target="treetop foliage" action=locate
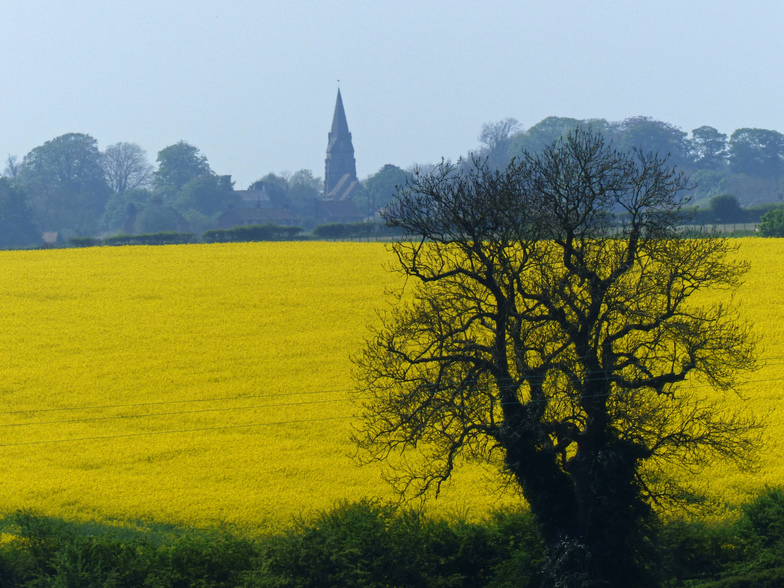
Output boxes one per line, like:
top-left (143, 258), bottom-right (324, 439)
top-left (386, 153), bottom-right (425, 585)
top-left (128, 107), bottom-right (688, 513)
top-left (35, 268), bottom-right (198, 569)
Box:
top-left (495, 117), bottom-right (784, 207)
top-left (153, 140), bottom-right (212, 196)
top-left (18, 132), bottom-right (110, 234)
top-left (759, 207), bottom-right (784, 237)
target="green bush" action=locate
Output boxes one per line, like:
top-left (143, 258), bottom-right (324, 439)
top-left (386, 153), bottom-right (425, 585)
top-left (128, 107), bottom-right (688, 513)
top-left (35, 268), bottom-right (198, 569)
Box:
top-left (311, 222), bottom-right (403, 240)
top-left (30, 498), bottom-right (784, 587)
top-left (251, 501), bottom-right (543, 588)
top-left (68, 236), bottom-right (102, 248)
top-left (692, 489), bottom-right (784, 586)
top-left (759, 208), bottom-right (784, 237)
top-left (2, 512), bottom-right (258, 588)
top-left (103, 232), bottom-right (195, 246)
top-left (3, 512), bottom-right (153, 587)
top-left (657, 518), bottom-right (738, 586)
top-left (701, 567), bottom-right (784, 588)
top-left (146, 531), bottom-right (259, 588)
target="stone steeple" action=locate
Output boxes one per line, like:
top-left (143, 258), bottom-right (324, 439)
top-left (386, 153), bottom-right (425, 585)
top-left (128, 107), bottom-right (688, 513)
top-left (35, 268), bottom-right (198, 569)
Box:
top-left (324, 89), bottom-right (361, 200)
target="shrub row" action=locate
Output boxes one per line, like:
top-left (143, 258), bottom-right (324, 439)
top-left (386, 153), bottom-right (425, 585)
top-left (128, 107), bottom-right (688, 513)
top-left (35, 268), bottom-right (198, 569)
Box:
top-left (70, 232), bottom-right (197, 247)
top-left (202, 224), bottom-right (303, 243)
top-left (104, 232), bottom-right (197, 246)
top-left (311, 222), bottom-right (404, 240)
top-left (5, 490), bottom-right (784, 587)
top-left (66, 222), bottom-right (405, 249)
top-left (0, 502), bottom-right (543, 588)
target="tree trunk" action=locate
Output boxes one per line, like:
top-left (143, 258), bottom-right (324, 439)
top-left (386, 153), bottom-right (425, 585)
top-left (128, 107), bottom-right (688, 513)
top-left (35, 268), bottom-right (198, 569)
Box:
top-left (505, 415), bottom-right (654, 587)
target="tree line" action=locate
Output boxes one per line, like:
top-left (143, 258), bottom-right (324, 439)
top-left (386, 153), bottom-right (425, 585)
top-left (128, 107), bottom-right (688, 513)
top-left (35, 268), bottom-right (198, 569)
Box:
top-left (476, 116), bottom-right (784, 207)
top-left (0, 135), bottom-right (410, 249)
top-left (3, 115), bottom-right (784, 249)
top-left (4, 489), bottom-right (784, 587)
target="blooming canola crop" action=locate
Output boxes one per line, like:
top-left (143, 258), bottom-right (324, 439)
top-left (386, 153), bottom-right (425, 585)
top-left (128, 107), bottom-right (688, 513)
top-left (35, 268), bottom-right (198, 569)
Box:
top-left (0, 240), bottom-right (780, 529)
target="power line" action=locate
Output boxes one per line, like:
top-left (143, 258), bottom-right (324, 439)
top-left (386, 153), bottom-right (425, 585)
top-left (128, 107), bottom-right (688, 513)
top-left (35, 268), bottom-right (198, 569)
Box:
top-left (0, 374), bottom-right (777, 447)
top-left (1, 373), bottom-right (779, 438)
top-left (2, 369), bottom-right (781, 429)
top-left (0, 415), bottom-right (355, 448)
top-left (0, 396), bottom-right (358, 428)
top-left (5, 353), bottom-right (784, 419)
top-left (0, 386), bottom-right (356, 416)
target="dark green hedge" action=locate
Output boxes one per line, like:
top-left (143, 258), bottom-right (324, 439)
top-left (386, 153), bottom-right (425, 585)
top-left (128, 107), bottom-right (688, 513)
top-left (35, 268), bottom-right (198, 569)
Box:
top-left (102, 232), bottom-right (196, 246)
top-left (0, 503), bottom-right (543, 588)
top-left (6, 491), bottom-right (784, 587)
top-left (311, 222), bottom-right (404, 240)
top-left (202, 224), bottom-right (303, 243)
top-left (68, 237), bottom-right (102, 248)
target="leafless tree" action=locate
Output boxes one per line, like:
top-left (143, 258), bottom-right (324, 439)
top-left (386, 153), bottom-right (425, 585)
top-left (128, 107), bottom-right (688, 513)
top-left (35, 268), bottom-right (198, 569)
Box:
top-left (3, 155), bottom-right (19, 180)
top-left (478, 117), bottom-right (523, 152)
top-left (353, 129), bottom-right (759, 587)
top-left (102, 142), bottom-right (153, 195)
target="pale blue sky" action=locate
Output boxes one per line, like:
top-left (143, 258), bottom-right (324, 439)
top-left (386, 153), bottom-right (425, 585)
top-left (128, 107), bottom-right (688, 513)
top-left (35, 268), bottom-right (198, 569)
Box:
top-left (1, 1), bottom-right (783, 188)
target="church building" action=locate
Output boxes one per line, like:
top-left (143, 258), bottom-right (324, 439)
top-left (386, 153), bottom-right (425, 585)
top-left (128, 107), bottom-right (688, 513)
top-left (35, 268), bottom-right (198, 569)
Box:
top-left (324, 89), bottom-right (363, 201)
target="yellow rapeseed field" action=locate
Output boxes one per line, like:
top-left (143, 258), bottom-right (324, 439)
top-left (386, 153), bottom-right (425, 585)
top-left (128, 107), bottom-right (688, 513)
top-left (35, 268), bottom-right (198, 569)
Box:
top-left (0, 239), bottom-right (780, 530)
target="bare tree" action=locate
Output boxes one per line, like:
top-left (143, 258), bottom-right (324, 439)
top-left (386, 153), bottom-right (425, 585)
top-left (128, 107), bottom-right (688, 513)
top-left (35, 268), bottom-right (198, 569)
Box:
top-left (353, 129), bottom-right (759, 587)
top-left (477, 117), bottom-right (523, 169)
top-left (3, 155), bottom-right (19, 180)
top-left (102, 142), bottom-right (153, 195)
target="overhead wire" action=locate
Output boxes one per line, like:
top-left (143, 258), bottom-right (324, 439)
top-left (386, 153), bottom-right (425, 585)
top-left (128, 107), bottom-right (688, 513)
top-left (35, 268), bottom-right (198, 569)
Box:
top-left (0, 376), bottom-right (780, 448)
top-left (0, 395), bottom-right (358, 428)
top-left (3, 365), bottom-right (783, 428)
top-left (4, 352), bottom-right (784, 420)
top-left (2, 352), bottom-right (782, 447)
top-left (0, 415), bottom-right (353, 448)
top-left (0, 386), bottom-right (356, 416)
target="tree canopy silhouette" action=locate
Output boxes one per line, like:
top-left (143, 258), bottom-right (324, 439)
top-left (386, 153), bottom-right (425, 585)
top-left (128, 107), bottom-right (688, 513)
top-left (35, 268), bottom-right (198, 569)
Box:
top-left (353, 129), bottom-right (759, 587)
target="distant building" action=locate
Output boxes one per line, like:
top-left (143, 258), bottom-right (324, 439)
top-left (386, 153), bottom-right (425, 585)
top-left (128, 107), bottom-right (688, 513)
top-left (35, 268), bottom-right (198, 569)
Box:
top-left (217, 207), bottom-right (300, 228)
top-left (234, 189), bottom-right (274, 209)
top-left (324, 89), bottom-right (364, 201)
top-left (315, 199), bottom-right (364, 224)
top-left (219, 89), bottom-right (366, 230)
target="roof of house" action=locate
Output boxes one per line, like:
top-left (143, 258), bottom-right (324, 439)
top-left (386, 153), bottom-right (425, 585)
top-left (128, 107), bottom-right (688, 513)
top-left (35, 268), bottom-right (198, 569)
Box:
top-left (316, 199), bottom-right (364, 222)
top-left (219, 208), bottom-right (300, 228)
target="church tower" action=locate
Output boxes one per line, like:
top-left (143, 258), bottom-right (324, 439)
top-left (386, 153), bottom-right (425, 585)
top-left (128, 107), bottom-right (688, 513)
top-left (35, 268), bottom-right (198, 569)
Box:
top-left (324, 89), bottom-right (361, 200)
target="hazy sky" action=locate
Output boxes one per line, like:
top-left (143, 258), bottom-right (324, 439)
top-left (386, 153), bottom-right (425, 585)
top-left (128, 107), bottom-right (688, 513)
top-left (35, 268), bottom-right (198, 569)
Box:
top-left (2, 1), bottom-right (783, 188)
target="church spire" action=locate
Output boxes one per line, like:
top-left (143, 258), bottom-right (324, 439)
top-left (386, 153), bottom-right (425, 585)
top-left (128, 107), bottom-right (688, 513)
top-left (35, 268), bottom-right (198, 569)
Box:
top-left (330, 89), bottom-right (350, 138)
top-left (324, 89), bottom-right (360, 199)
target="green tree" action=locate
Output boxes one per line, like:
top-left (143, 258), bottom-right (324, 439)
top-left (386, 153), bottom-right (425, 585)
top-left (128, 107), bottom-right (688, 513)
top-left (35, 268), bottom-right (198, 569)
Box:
top-left (171, 174), bottom-right (237, 232)
top-left (361, 164), bottom-right (410, 216)
top-left (249, 172), bottom-right (289, 207)
top-left (509, 116), bottom-right (595, 155)
top-left (616, 116), bottom-right (689, 167)
top-left (729, 128), bottom-right (784, 178)
top-left (723, 173), bottom-right (783, 205)
top-left (707, 193), bottom-right (746, 224)
top-left (100, 188), bottom-right (154, 234)
top-left (173, 174), bottom-right (236, 217)
top-left (689, 169), bottom-right (728, 205)
top-left (758, 207), bottom-right (784, 237)
top-left (133, 197), bottom-right (191, 234)
top-left (354, 129), bottom-right (758, 587)
top-left (153, 141), bottom-right (211, 197)
top-left (288, 169), bottom-right (322, 215)
top-left (0, 178), bottom-right (39, 248)
top-left (690, 126), bottom-right (728, 171)
top-left (19, 133), bottom-right (110, 234)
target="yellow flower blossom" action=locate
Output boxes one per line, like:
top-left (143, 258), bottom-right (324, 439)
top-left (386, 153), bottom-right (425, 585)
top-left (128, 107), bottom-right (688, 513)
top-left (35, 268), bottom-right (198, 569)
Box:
top-left (0, 240), bottom-right (778, 529)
